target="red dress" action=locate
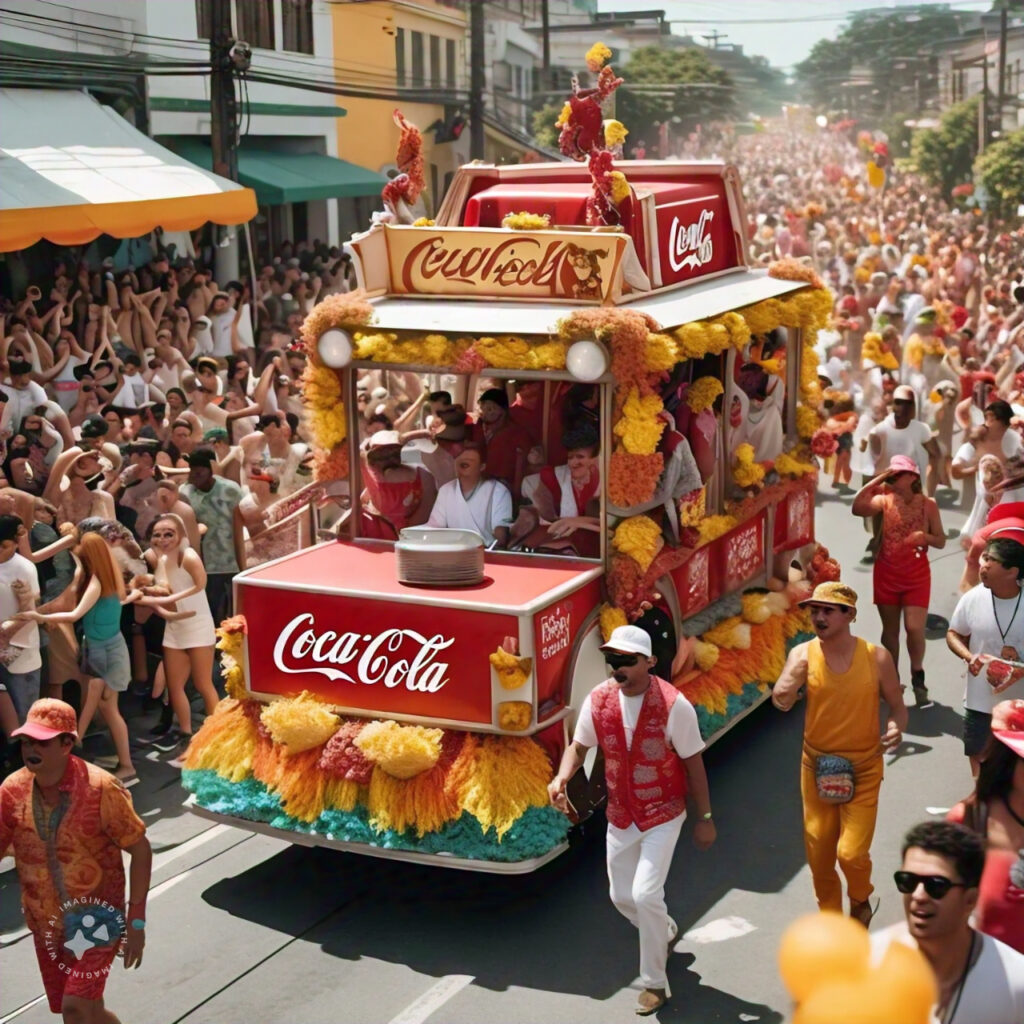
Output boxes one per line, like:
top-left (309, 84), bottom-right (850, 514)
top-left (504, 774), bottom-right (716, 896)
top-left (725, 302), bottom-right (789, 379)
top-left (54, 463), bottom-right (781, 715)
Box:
top-left (874, 491), bottom-right (931, 608)
top-left (364, 469), bottom-right (424, 533)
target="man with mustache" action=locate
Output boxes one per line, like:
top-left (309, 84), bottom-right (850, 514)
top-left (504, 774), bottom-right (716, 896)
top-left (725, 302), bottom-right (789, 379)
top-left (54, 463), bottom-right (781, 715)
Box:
top-left (548, 625), bottom-right (715, 1016)
top-left (0, 699), bottom-right (151, 1023)
top-left (773, 582), bottom-right (907, 925)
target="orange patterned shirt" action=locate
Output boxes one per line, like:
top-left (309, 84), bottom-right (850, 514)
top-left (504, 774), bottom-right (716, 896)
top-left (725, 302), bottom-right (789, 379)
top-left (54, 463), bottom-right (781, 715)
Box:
top-left (0, 756), bottom-right (146, 934)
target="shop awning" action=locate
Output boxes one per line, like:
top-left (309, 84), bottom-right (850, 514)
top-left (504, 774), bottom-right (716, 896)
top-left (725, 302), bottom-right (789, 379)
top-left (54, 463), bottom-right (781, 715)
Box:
top-left (0, 88), bottom-right (257, 252)
top-left (167, 140), bottom-right (387, 204)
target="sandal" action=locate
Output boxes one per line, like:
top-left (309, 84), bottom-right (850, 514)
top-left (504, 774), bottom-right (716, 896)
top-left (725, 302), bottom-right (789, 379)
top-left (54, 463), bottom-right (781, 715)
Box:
top-left (115, 772), bottom-right (139, 788)
top-left (850, 896), bottom-right (879, 927)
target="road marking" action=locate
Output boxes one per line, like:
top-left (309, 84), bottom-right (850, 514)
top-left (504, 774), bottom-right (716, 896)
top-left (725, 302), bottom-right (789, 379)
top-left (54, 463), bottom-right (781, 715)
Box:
top-left (926, 806), bottom-right (950, 815)
top-left (0, 994), bottom-right (46, 1023)
top-left (683, 916), bottom-right (757, 944)
top-left (387, 975), bottom-right (474, 1024)
top-left (149, 870), bottom-right (191, 899)
top-left (0, 855), bottom-right (14, 875)
top-left (152, 823), bottom-right (231, 872)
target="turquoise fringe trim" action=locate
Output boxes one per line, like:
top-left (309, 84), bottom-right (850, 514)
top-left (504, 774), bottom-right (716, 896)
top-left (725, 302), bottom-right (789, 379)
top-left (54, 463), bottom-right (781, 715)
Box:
top-left (694, 629), bottom-right (814, 739)
top-left (182, 769), bottom-right (569, 863)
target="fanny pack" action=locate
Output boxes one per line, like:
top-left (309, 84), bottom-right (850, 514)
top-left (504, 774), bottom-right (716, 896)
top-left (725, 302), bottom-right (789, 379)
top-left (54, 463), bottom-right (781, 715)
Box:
top-left (814, 754), bottom-right (856, 804)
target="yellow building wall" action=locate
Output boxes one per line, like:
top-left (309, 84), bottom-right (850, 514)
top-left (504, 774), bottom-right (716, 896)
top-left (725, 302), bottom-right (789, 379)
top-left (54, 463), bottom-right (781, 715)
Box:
top-left (332, 0), bottom-right (467, 213)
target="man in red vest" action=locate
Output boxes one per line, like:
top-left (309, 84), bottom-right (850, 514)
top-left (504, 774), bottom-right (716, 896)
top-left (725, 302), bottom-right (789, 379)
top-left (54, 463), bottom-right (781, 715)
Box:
top-left (548, 625), bottom-right (716, 1015)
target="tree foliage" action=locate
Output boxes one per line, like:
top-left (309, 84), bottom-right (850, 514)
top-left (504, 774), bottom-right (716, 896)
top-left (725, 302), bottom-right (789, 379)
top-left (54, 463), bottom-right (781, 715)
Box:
top-left (975, 127), bottom-right (1024, 217)
top-left (795, 6), bottom-right (968, 114)
top-left (909, 96), bottom-right (980, 195)
top-left (616, 46), bottom-right (734, 143)
top-left (530, 100), bottom-right (564, 150)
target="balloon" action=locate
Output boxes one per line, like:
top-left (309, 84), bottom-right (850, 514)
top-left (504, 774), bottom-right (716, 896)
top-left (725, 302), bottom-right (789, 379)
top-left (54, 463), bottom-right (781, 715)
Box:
top-left (793, 978), bottom-right (893, 1024)
top-left (317, 328), bottom-right (353, 368)
top-left (566, 340), bottom-right (608, 381)
top-left (866, 161), bottom-right (886, 190)
top-left (873, 941), bottom-right (937, 1024)
top-left (778, 912), bottom-right (870, 1003)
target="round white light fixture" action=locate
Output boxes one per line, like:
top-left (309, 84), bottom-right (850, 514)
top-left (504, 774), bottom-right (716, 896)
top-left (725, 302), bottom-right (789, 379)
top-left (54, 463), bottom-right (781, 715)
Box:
top-left (317, 328), bottom-right (353, 368)
top-left (566, 340), bottom-right (609, 382)
top-left (815, 114), bottom-right (828, 129)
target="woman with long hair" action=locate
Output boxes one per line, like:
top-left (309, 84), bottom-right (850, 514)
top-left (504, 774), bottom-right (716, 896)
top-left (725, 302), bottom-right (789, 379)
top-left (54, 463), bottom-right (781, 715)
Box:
top-left (852, 453), bottom-right (946, 706)
top-left (16, 533), bottom-right (140, 785)
top-left (135, 512), bottom-right (218, 762)
top-left (948, 700), bottom-right (1024, 953)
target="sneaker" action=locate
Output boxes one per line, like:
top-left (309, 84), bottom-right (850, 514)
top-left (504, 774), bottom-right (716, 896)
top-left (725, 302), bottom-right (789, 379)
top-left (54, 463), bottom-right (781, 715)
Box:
top-left (912, 671), bottom-right (932, 708)
top-left (163, 735), bottom-right (192, 765)
top-left (151, 728), bottom-right (182, 753)
top-left (136, 707), bottom-right (175, 745)
top-left (92, 754), bottom-right (121, 770)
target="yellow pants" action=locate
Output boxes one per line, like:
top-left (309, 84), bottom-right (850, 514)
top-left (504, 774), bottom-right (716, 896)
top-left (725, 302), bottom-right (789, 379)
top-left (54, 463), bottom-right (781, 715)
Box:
top-left (800, 755), bottom-right (883, 912)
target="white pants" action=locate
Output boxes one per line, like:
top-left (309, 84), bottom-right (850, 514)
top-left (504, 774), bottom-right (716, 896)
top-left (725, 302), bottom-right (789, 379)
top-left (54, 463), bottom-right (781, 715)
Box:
top-left (606, 814), bottom-right (684, 990)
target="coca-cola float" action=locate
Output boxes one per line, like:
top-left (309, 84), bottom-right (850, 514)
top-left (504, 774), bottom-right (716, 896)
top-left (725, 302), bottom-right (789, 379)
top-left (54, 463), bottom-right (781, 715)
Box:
top-left (181, 44), bottom-right (839, 871)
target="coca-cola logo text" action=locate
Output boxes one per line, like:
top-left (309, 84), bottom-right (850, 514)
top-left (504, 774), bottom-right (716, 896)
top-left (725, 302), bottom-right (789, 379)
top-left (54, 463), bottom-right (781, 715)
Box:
top-left (539, 606), bottom-right (571, 661)
top-left (272, 613), bottom-right (453, 693)
top-left (668, 209), bottom-right (715, 272)
top-left (400, 234), bottom-right (598, 295)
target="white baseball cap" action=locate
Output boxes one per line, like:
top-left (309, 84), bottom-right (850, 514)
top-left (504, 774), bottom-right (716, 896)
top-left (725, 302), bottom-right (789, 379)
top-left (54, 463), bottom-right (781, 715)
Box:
top-left (599, 625), bottom-right (652, 657)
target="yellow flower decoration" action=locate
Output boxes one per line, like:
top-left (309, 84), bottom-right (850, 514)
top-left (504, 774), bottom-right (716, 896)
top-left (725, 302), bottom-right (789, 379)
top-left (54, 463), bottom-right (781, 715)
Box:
top-left (692, 639), bottom-right (720, 672)
top-left (261, 693), bottom-right (339, 754)
top-left (497, 701), bottom-right (532, 732)
top-left (678, 487), bottom-right (706, 528)
top-left (501, 212), bottom-right (551, 231)
top-left (685, 377), bottom-right (723, 413)
top-left (604, 119), bottom-right (628, 147)
top-left (796, 405), bottom-right (822, 440)
top-left (733, 443), bottom-right (766, 489)
top-left (489, 647), bottom-right (533, 690)
top-left (613, 388), bottom-right (665, 454)
top-left (609, 171), bottom-right (631, 205)
top-left (412, 217), bottom-right (435, 227)
top-left (775, 450), bottom-right (817, 478)
top-left (702, 615), bottom-right (752, 650)
top-left (740, 591), bottom-right (773, 625)
top-left (600, 603), bottom-right (628, 642)
top-left (585, 42), bottom-right (612, 71)
top-left (556, 102), bottom-right (571, 127)
top-left (612, 515), bottom-right (663, 572)
top-left (861, 332), bottom-right (900, 371)
top-left (697, 514), bottom-right (738, 546)
top-left (645, 333), bottom-right (678, 372)
top-left (355, 720), bottom-right (444, 779)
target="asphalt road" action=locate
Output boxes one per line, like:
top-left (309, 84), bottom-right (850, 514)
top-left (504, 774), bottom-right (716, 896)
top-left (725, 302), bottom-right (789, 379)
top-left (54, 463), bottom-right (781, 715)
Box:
top-left (0, 480), bottom-right (978, 1024)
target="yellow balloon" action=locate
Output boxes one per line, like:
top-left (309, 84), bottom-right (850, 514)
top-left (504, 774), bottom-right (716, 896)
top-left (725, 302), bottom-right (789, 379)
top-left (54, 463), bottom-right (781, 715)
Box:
top-left (874, 941), bottom-right (937, 1024)
top-left (778, 912), bottom-right (871, 1003)
top-left (793, 978), bottom-right (893, 1024)
top-left (866, 160), bottom-right (886, 189)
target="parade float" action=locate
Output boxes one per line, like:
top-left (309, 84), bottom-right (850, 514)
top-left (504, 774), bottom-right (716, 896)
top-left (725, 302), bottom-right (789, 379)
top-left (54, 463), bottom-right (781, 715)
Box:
top-left (182, 45), bottom-right (836, 872)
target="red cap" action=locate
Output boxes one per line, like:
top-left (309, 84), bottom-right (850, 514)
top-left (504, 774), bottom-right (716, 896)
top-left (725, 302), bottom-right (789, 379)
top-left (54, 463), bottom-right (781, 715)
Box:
top-left (991, 700), bottom-right (1024, 758)
top-left (11, 698), bottom-right (79, 742)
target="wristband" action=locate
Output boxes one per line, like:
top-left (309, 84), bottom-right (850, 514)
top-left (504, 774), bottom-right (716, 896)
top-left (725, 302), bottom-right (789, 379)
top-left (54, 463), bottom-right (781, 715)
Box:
top-left (130, 918), bottom-right (146, 931)
top-left (701, 812), bottom-right (713, 822)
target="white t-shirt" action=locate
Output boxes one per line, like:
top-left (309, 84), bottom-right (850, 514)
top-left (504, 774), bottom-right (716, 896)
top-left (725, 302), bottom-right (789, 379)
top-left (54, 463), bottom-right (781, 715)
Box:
top-left (426, 478), bottom-right (513, 546)
top-left (871, 923), bottom-right (1024, 1024)
top-left (870, 416), bottom-right (933, 477)
top-left (0, 553), bottom-right (41, 673)
top-left (574, 683), bottom-right (705, 757)
top-left (209, 310), bottom-right (235, 359)
top-left (949, 583), bottom-right (1024, 712)
top-left (0, 380), bottom-right (48, 430)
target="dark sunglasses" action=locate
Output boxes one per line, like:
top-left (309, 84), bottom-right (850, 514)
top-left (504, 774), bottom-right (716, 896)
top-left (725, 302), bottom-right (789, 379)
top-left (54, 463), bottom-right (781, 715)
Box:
top-left (894, 871), bottom-right (968, 899)
top-left (605, 652), bottom-right (641, 669)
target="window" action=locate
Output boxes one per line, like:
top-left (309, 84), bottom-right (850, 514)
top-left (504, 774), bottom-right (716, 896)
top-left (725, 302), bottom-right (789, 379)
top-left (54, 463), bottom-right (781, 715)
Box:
top-left (282, 0), bottom-right (313, 54)
top-left (430, 34), bottom-right (441, 88)
top-left (237, 0), bottom-right (275, 49)
top-left (395, 27), bottom-right (405, 86)
top-left (445, 38), bottom-right (456, 88)
top-left (195, 0), bottom-right (211, 38)
top-left (411, 30), bottom-right (425, 87)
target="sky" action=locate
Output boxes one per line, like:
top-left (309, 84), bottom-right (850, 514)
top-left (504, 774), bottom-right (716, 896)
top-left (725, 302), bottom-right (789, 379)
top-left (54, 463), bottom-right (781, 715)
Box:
top-left (594, 0), bottom-right (995, 71)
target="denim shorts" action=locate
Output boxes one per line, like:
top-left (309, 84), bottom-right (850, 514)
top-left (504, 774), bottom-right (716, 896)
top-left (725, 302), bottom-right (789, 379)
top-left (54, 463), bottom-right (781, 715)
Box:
top-left (963, 708), bottom-right (993, 757)
top-left (81, 634), bottom-right (130, 693)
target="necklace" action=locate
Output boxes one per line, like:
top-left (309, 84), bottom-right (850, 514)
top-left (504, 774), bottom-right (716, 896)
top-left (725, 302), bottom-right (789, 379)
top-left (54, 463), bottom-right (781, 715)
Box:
top-left (991, 588), bottom-right (1023, 642)
top-left (941, 930), bottom-right (978, 1024)
top-left (1004, 796), bottom-right (1024, 830)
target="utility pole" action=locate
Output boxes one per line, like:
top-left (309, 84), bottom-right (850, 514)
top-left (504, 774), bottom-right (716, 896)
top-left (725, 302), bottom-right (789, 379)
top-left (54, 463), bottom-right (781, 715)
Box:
top-left (701, 30), bottom-right (727, 50)
top-left (540, 0), bottom-right (550, 94)
top-left (469, 0), bottom-right (485, 160)
top-left (997, 3), bottom-right (1008, 139)
top-left (210, 0), bottom-right (238, 183)
top-left (980, 57), bottom-right (989, 153)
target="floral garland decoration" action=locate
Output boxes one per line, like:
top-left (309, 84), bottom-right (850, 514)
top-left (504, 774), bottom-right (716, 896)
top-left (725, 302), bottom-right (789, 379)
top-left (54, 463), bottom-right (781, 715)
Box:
top-left (215, 616), bottom-right (248, 701)
top-left (733, 443), bottom-right (766, 489)
top-left (611, 515), bottom-right (663, 573)
top-left (685, 377), bottom-right (724, 413)
top-left (862, 331), bottom-right (900, 371)
top-left (502, 212), bottom-right (551, 230)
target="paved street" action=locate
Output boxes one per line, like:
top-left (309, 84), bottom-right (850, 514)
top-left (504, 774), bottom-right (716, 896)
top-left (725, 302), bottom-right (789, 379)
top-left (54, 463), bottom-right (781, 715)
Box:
top-left (0, 481), bottom-right (978, 1024)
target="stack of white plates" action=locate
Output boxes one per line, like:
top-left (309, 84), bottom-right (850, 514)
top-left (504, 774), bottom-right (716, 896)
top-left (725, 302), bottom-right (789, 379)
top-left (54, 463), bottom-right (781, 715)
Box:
top-left (396, 528), bottom-right (485, 587)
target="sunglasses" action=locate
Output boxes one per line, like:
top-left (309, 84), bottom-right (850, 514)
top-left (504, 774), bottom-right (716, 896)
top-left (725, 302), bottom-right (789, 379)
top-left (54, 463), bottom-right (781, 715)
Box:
top-left (605, 652), bottom-right (641, 669)
top-left (894, 871), bottom-right (969, 899)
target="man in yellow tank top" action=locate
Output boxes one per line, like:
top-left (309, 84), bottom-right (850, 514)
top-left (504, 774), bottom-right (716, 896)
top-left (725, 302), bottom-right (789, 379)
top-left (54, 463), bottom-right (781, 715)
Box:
top-left (773, 582), bottom-right (908, 924)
